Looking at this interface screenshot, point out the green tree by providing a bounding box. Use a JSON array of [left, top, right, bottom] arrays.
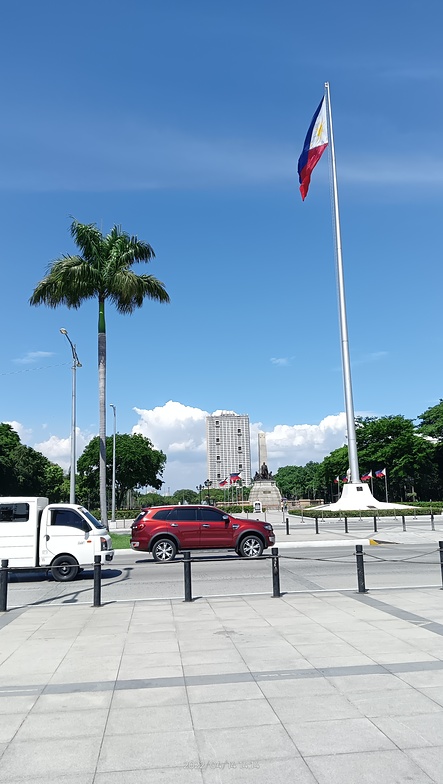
[[30, 219, 170, 526], [417, 400, 443, 441], [171, 489, 199, 504], [0, 423, 21, 493], [77, 433, 166, 510]]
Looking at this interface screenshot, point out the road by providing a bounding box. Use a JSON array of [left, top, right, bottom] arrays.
[[3, 542, 442, 610]]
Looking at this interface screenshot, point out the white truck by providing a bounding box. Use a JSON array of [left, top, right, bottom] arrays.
[[0, 497, 114, 581]]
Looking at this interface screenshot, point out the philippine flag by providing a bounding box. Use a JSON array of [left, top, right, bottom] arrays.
[[333, 476, 340, 484], [361, 471, 372, 481], [219, 478, 228, 487], [298, 97, 328, 200], [229, 472, 241, 484], [375, 468, 386, 479]]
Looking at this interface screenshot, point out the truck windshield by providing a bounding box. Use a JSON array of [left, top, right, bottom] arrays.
[[80, 508, 107, 529]]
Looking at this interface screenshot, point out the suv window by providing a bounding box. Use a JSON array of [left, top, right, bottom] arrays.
[[167, 508, 197, 521], [152, 509, 172, 520], [198, 508, 227, 522]]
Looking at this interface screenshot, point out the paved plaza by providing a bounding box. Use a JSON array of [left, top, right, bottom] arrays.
[[0, 582, 443, 782]]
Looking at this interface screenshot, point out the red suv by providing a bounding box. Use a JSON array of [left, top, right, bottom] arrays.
[[130, 505, 275, 562]]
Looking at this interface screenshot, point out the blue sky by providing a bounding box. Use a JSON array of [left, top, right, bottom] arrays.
[[1, 0, 442, 492]]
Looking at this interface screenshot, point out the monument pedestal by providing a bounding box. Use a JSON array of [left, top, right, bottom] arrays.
[[310, 482, 414, 511], [248, 480, 282, 511]]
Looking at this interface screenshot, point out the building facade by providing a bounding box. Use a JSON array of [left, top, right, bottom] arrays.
[[206, 411, 251, 487]]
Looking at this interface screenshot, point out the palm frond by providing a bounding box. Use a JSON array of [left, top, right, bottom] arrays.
[[30, 256, 101, 307], [107, 270, 170, 313], [70, 218, 104, 265]]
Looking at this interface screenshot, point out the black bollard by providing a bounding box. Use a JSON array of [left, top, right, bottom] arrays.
[[344, 516, 348, 534], [431, 511, 435, 532], [93, 555, 102, 608], [0, 560, 9, 613], [439, 542, 443, 590], [373, 515, 378, 533], [355, 545, 367, 593], [315, 517, 319, 535], [271, 548, 281, 598], [183, 551, 193, 602], [285, 517, 290, 536], [402, 515, 406, 532]]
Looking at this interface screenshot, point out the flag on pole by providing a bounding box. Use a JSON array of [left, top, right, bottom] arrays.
[[333, 476, 340, 484], [229, 472, 242, 484], [219, 478, 228, 487], [341, 475, 349, 483], [361, 470, 372, 481], [298, 97, 328, 200], [375, 468, 386, 478]]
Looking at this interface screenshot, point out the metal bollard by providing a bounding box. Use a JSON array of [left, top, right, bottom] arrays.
[[373, 515, 378, 533], [0, 560, 9, 612], [355, 545, 367, 593], [271, 548, 281, 598], [285, 517, 290, 536], [439, 542, 443, 590], [93, 555, 102, 608], [431, 512, 435, 532], [402, 515, 406, 532], [315, 517, 319, 535], [344, 516, 348, 534], [183, 551, 193, 602]]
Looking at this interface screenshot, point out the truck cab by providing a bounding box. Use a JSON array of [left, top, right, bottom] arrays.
[[0, 497, 114, 581]]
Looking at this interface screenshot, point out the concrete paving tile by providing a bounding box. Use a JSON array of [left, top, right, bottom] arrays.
[[286, 717, 395, 756], [371, 712, 443, 748], [15, 708, 108, 739], [97, 730, 199, 771], [183, 662, 251, 677], [119, 651, 182, 667], [306, 655, 376, 668], [326, 673, 409, 693], [347, 687, 443, 717], [191, 698, 280, 729], [123, 639, 179, 655], [181, 649, 245, 666], [178, 638, 236, 652], [106, 704, 192, 734], [0, 737, 100, 779], [195, 724, 299, 763], [2, 776, 94, 784], [95, 769, 204, 784], [415, 685, 443, 707], [306, 749, 435, 784], [268, 693, 361, 723], [407, 747, 443, 782], [0, 694, 38, 713], [0, 713, 26, 742], [31, 690, 113, 713], [202, 756, 318, 784], [373, 652, 438, 665], [257, 676, 338, 699], [111, 685, 188, 708], [395, 669, 443, 688], [117, 664, 183, 680], [187, 682, 264, 704]]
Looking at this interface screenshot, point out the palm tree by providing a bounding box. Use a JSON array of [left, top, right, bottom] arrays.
[[30, 219, 170, 526]]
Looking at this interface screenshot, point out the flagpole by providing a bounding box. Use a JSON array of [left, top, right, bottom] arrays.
[[325, 82, 360, 484], [370, 474, 374, 495], [385, 471, 388, 503]]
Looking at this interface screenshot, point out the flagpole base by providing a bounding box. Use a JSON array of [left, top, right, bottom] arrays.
[[311, 482, 415, 511]]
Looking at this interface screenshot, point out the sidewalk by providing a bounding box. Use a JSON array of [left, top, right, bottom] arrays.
[[0, 587, 443, 782]]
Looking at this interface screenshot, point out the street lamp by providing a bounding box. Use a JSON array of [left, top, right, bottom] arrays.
[[196, 484, 203, 503], [60, 329, 81, 504], [110, 404, 116, 523], [204, 479, 212, 504]]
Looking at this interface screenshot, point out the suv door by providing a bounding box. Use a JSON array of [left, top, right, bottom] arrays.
[[197, 508, 235, 548], [166, 507, 199, 548]]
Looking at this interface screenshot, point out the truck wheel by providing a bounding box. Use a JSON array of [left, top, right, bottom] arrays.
[[152, 539, 177, 563], [51, 555, 79, 582], [238, 536, 263, 558]]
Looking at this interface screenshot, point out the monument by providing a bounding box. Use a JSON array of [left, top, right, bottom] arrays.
[[248, 433, 282, 510]]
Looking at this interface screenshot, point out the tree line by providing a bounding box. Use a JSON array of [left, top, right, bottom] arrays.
[[274, 403, 443, 503]]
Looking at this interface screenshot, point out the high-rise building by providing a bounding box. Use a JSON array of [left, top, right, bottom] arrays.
[[206, 411, 251, 487]]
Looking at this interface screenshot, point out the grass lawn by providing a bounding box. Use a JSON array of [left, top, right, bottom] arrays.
[[110, 533, 131, 549]]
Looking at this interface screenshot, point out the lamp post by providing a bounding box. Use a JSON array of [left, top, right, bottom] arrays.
[[204, 479, 212, 505], [60, 329, 81, 504], [196, 484, 203, 503], [109, 404, 116, 523]]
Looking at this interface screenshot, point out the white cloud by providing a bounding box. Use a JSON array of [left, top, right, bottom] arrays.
[[270, 357, 290, 366], [4, 420, 32, 441], [34, 429, 94, 471], [13, 351, 54, 365]]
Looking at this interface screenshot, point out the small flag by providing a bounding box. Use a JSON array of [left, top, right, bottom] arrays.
[[298, 97, 328, 200], [219, 478, 228, 487], [361, 471, 373, 481], [375, 468, 386, 479], [341, 475, 349, 483], [333, 476, 340, 484], [229, 472, 241, 484]]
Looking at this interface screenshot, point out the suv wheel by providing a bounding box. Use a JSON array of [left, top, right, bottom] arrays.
[[152, 539, 177, 563], [239, 536, 263, 558]]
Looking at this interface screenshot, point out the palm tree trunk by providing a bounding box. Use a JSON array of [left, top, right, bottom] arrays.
[[98, 297, 108, 527]]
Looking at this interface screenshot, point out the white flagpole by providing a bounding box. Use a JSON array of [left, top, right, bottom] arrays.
[[370, 473, 374, 495], [384, 470, 388, 503], [325, 82, 360, 484]]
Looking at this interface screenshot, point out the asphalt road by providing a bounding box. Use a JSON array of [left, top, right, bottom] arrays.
[[3, 542, 442, 610]]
